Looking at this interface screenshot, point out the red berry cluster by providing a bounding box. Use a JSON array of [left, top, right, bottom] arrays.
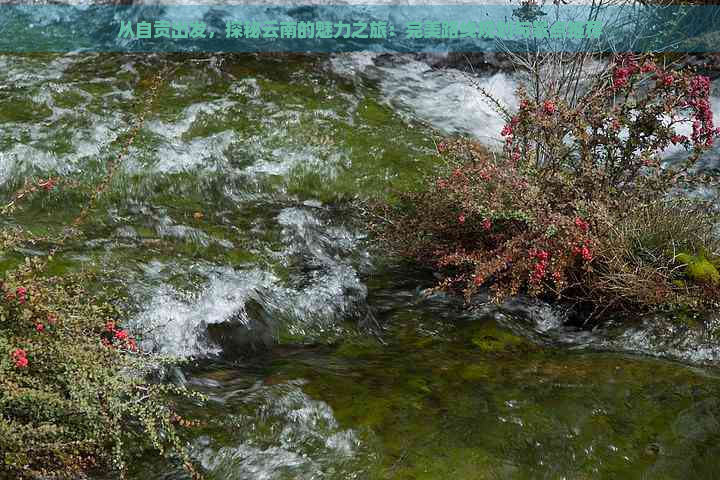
[[686, 75, 718, 147], [574, 217, 589, 232], [572, 242, 593, 262], [543, 100, 557, 115], [5, 286, 28, 305], [38, 178, 56, 191]]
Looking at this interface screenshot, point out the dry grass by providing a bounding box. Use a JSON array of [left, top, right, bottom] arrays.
[[590, 199, 720, 310]]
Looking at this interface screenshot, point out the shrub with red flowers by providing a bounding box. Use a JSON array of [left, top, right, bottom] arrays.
[[501, 54, 720, 311], [372, 54, 720, 316], [0, 262, 203, 479], [371, 138, 600, 302], [502, 54, 719, 201]]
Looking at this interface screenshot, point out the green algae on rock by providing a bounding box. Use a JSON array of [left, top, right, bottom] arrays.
[[676, 253, 720, 285]]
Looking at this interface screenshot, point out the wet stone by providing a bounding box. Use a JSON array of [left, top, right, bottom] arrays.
[[206, 298, 275, 357]]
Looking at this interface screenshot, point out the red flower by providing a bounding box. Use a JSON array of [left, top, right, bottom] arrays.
[[38, 178, 56, 191], [529, 250, 550, 282], [481, 218, 492, 231], [613, 67, 631, 89], [574, 217, 589, 232], [501, 124, 513, 137], [458, 214, 466, 225], [35, 323, 45, 332], [670, 135, 687, 145], [662, 73, 675, 87], [543, 100, 557, 114], [573, 246, 593, 261], [531, 263, 547, 282], [114, 329, 128, 341], [641, 61, 657, 73], [531, 250, 549, 262], [15, 287, 27, 305], [689, 75, 710, 97], [11, 348, 28, 369]]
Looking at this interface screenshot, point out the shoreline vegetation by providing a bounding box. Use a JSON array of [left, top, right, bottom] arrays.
[[371, 53, 720, 321]]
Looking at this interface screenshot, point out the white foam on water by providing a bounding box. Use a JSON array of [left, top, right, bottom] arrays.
[[196, 382, 363, 480], [142, 100, 239, 174], [155, 214, 235, 248], [130, 265, 278, 357], [127, 205, 368, 357], [331, 54, 519, 148]]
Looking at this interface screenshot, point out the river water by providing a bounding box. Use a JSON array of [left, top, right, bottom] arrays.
[[2, 52, 720, 479]]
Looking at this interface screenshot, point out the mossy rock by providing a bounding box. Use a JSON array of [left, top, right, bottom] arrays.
[[460, 364, 490, 381], [335, 338, 383, 359], [470, 324, 526, 353], [676, 253, 720, 286]]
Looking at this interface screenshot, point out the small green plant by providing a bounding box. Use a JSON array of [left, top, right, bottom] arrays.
[[591, 199, 720, 312]]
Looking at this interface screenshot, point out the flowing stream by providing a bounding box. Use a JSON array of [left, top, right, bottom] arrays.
[[3, 52, 720, 479]]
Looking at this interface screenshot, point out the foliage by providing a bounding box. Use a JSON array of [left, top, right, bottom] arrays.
[[502, 54, 718, 198], [372, 54, 720, 317], [0, 255, 204, 479], [371, 138, 596, 302]]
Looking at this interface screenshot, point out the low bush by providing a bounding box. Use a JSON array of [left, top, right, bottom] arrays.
[[371, 54, 720, 318], [0, 253, 203, 479]]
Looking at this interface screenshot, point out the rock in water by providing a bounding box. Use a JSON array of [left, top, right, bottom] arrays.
[[206, 298, 275, 357]]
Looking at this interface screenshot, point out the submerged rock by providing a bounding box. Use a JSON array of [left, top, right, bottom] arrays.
[[415, 52, 514, 74], [470, 323, 527, 353], [206, 298, 275, 357]]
